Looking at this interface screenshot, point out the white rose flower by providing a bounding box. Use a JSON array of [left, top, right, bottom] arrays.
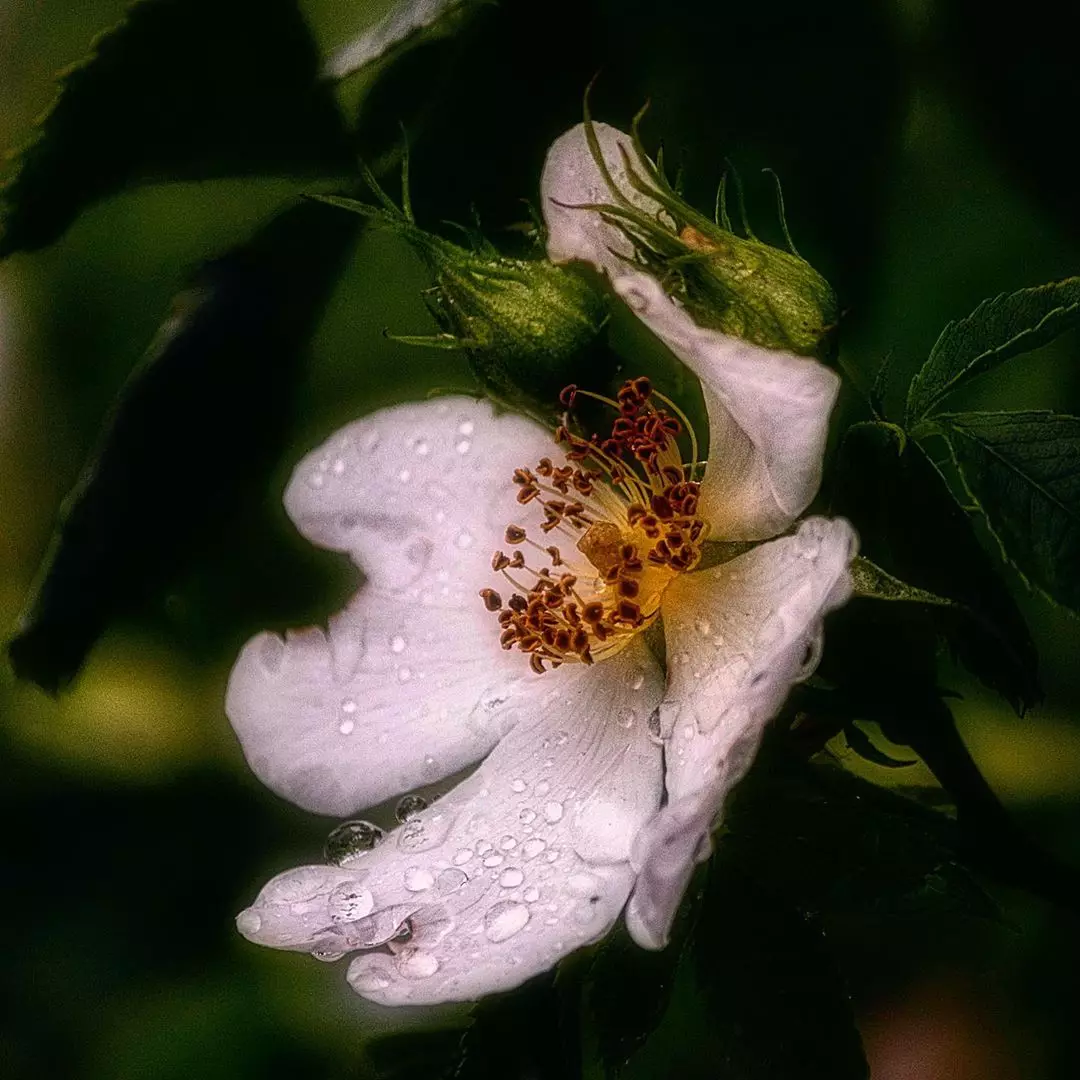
[[226, 122, 856, 1006]]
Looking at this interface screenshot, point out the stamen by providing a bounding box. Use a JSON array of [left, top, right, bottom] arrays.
[[486, 376, 709, 671]]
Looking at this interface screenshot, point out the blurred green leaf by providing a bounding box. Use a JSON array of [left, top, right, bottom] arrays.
[[931, 410, 1080, 614], [850, 555, 956, 608], [905, 278, 1080, 424], [693, 831, 870, 1079], [830, 421, 1040, 713], [724, 750, 996, 922], [0, 0, 351, 258], [583, 874, 704, 1078], [7, 198, 362, 691]]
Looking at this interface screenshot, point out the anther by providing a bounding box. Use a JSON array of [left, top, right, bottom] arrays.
[[505, 525, 527, 544], [479, 588, 503, 612]]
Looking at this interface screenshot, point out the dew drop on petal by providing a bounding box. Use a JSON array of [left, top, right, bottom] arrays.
[[397, 949, 440, 979], [339, 718, 355, 735], [458, 420, 475, 437], [518, 808, 536, 824], [483, 854, 504, 867], [521, 838, 546, 859], [390, 635, 407, 654], [499, 868, 524, 888], [500, 835, 517, 850], [328, 881, 375, 921], [544, 801, 564, 823], [437, 867, 468, 893], [616, 707, 637, 729], [350, 968, 391, 993], [455, 530, 474, 549], [397, 666, 413, 683], [325, 820, 384, 864], [453, 849, 473, 866], [630, 667, 647, 691], [403, 867, 435, 892], [395, 793, 429, 822], [511, 778, 527, 793], [312, 943, 345, 962], [484, 900, 530, 943], [414, 439, 431, 456], [398, 468, 411, 483], [523, 887, 540, 903], [456, 439, 472, 455]]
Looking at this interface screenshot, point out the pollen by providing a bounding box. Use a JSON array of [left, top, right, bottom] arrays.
[[484, 376, 708, 671]]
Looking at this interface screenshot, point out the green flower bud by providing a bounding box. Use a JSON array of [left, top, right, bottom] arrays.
[[580, 112, 838, 360], [317, 177, 610, 421]]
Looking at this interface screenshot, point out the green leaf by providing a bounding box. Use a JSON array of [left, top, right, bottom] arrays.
[[830, 421, 1040, 713], [582, 873, 704, 1078], [7, 198, 362, 691], [0, 0, 350, 258], [850, 556, 956, 608], [933, 410, 1080, 613], [692, 848, 869, 1080], [905, 278, 1080, 424]]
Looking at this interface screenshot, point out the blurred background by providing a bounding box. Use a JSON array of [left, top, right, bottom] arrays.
[[2, 1, 1079, 1076]]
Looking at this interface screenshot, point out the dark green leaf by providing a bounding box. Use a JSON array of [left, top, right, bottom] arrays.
[[842, 722, 918, 768], [933, 410, 1080, 613], [830, 420, 1040, 713], [724, 750, 995, 921], [7, 198, 362, 691], [850, 555, 956, 608], [583, 872, 704, 1078], [0, 0, 351, 258], [905, 278, 1080, 423], [693, 836, 869, 1080]]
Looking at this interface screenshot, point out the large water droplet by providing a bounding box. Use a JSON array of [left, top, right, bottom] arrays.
[[328, 880, 375, 922], [349, 967, 391, 993], [543, 801, 564, 823], [397, 812, 452, 853], [484, 900, 530, 943], [437, 867, 468, 893], [499, 868, 524, 888], [325, 820, 384, 864], [403, 866, 435, 892], [452, 848, 473, 866], [500, 835, 517, 850], [521, 838, 546, 859], [482, 853, 504, 867], [397, 948, 440, 979], [395, 793, 429, 822]]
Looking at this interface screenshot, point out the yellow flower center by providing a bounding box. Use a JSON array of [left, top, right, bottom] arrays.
[[481, 377, 708, 672]]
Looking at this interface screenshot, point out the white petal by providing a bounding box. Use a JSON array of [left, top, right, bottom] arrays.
[[227, 397, 563, 815], [235, 640, 665, 1005], [626, 517, 856, 948], [541, 122, 664, 278], [542, 123, 840, 541], [612, 274, 840, 541]]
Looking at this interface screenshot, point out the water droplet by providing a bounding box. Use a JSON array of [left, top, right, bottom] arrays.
[[616, 707, 637, 729], [350, 967, 391, 993], [328, 881, 375, 921], [499, 868, 524, 888], [521, 838, 546, 859], [483, 853, 504, 867], [414, 439, 431, 456], [694, 617, 712, 636], [456, 439, 472, 455], [456, 530, 474, 549], [458, 420, 475, 437], [397, 813, 452, 852], [235, 909, 262, 936], [484, 900, 530, 942], [403, 866, 435, 892], [545, 849, 559, 863], [682, 723, 696, 741], [397, 948, 440, 979], [475, 840, 493, 855], [437, 867, 468, 893], [312, 943, 345, 961], [395, 794, 429, 822], [453, 849, 473, 865], [339, 718, 355, 735], [325, 820, 384, 864], [568, 873, 600, 895], [511, 778, 527, 793], [398, 468, 411, 483], [630, 668, 647, 691], [332, 458, 346, 476], [390, 635, 406, 654], [535, 780, 550, 796], [340, 698, 358, 714], [518, 808, 536, 824], [500, 835, 518, 850], [544, 801, 564, 823]]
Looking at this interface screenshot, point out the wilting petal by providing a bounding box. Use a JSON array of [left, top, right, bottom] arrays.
[[236, 639, 665, 1005], [626, 517, 856, 948], [542, 123, 840, 540], [227, 397, 562, 815]]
